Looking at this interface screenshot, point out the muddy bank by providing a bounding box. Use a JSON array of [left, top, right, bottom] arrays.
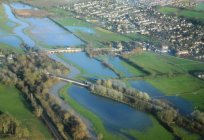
[[13, 9, 51, 17]]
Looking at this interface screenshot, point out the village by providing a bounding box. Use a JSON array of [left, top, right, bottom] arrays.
[[58, 0, 204, 61]]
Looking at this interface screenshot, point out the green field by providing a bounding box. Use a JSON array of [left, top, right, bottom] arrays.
[[126, 52, 204, 110], [0, 84, 52, 140], [0, 43, 23, 53], [172, 126, 200, 140], [127, 52, 204, 74], [158, 6, 204, 21]]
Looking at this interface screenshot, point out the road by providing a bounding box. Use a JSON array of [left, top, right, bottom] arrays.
[[41, 113, 64, 140]]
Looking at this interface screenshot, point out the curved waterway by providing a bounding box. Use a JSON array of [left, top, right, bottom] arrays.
[[3, 4, 35, 47]]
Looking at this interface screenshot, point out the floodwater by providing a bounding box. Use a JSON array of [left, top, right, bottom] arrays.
[[11, 2, 38, 10], [129, 80, 194, 115], [3, 4, 35, 47], [24, 18, 84, 47], [62, 52, 118, 78], [69, 85, 152, 137], [66, 26, 95, 34], [0, 35, 21, 47]]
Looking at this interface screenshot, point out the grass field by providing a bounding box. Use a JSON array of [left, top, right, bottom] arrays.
[[0, 43, 23, 53], [158, 6, 204, 21], [172, 126, 200, 140], [127, 52, 204, 74], [0, 84, 52, 140], [126, 52, 204, 110]]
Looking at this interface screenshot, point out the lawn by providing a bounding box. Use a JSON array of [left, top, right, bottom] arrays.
[[157, 6, 204, 21], [0, 84, 52, 140]]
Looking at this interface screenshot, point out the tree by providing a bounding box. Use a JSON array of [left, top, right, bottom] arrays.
[[97, 133, 103, 140], [0, 113, 29, 138], [34, 106, 43, 117], [192, 110, 204, 125], [157, 109, 177, 124]]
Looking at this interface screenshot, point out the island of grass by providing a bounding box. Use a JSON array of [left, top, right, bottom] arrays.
[[124, 52, 204, 110], [157, 6, 204, 21], [0, 84, 52, 139]]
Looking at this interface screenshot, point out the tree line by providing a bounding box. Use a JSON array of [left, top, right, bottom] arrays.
[[0, 112, 29, 138]]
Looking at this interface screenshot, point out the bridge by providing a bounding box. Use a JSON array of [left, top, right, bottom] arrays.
[[45, 47, 83, 54], [49, 74, 90, 87]]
